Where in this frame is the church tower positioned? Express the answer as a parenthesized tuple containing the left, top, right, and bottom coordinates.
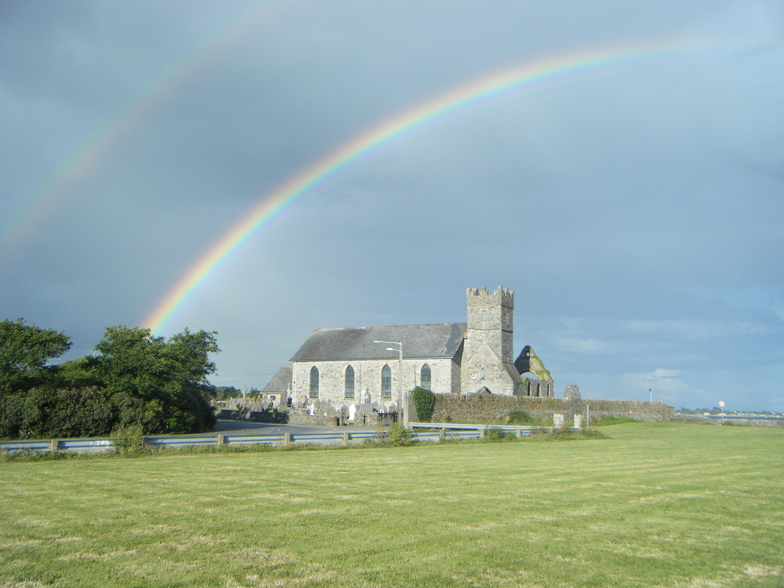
(461, 286, 521, 395)
(465, 286, 514, 363)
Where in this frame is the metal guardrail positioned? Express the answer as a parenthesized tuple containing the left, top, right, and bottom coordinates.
(0, 437, 115, 453)
(0, 423, 560, 454)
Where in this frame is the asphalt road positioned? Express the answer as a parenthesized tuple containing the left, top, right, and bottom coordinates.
(209, 419, 377, 437)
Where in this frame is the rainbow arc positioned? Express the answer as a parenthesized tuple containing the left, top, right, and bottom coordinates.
(142, 38, 719, 334)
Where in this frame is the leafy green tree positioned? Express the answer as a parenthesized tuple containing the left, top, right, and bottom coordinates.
(93, 326, 219, 434)
(57, 356, 102, 389)
(0, 323, 220, 439)
(167, 328, 218, 384)
(0, 387, 114, 439)
(0, 318, 71, 394)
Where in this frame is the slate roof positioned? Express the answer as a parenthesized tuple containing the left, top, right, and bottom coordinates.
(290, 323, 467, 363)
(261, 365, 292, 394)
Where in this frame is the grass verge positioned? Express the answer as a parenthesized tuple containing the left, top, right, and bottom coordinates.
(1, 422, 782, 587)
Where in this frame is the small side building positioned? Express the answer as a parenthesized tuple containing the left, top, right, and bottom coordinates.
(259, 365, 292, 408)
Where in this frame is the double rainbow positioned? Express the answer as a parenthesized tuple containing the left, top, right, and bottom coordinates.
(143, 39, 713, 334)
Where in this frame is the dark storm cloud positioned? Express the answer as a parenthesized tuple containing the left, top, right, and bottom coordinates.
(1, 1, 783, 409)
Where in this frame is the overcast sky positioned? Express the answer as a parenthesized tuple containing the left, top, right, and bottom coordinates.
(2, 1, 783, 411)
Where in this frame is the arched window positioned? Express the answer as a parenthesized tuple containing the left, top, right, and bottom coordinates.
(420, 364, 431, 391)
(381, 364, 392, 398)
(479, 368, 486, 379)
(344, 365, 355, 398)
(309, 366, 319, 398)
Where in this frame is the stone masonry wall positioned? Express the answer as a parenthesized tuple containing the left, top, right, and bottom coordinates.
(291, 357, 457, 418)
(427, 393, 674, 424)
(431, 394, 570, 423)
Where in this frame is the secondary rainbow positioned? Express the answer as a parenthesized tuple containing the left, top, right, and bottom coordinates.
(0, 1, 286, 272)
(143, 38, 716, 334)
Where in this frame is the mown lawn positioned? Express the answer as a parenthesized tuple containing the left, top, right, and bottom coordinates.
(1, 423, 782, 587)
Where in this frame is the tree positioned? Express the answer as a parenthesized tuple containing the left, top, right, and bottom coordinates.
(93, 326, 219, 434)
(57, 356, 102, 389)
(0, 386, 114, 440)
(0, 318, 71, 394)
(0, 323, 221, 439)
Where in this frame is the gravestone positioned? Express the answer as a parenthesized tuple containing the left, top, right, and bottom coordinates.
(360, 389, 372, 413)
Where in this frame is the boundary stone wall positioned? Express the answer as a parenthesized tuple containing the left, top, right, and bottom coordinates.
(431, 394, 570, 423)
(215, 409, 289, 424)
(214, 395, 676, 425)
(287, 410, 384, 427)
(427, 393, 674, 423)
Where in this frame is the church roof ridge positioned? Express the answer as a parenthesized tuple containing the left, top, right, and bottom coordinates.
(310, 322, 465, 332)
(291, 322, 466, 362)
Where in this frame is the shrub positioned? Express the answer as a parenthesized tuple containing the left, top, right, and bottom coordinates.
(0, 387, 115, 440)
(386, 422, 412, 446)
(508, 410, 533, 424)
(411, 387, 436, 422)
(0, 394, 23, 439)
(485, 427, 506, 441)
(48, 388, 114, 438)
(111, 423, 146, 455)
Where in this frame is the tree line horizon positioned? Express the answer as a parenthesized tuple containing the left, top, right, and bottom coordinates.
(0, 318, 232, 440)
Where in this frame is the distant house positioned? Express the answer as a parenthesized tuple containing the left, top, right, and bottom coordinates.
(259, 365, 292, 408)
(263, 286, 553, 420)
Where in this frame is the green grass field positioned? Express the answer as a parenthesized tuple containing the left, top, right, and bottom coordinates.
(1, 423, 782, 587)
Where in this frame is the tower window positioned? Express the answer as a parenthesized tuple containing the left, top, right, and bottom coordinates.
(381, 364, 392, 398)
(421, 364, 431, 391)
(481, 310, 487, 321)
(309, 366, 319, 398)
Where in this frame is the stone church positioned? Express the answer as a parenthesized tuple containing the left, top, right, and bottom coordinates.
(263, 286, 553, 420)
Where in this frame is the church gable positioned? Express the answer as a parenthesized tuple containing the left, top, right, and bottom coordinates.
(461, 339, 521, 395)
(463, 337, 500, 367)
